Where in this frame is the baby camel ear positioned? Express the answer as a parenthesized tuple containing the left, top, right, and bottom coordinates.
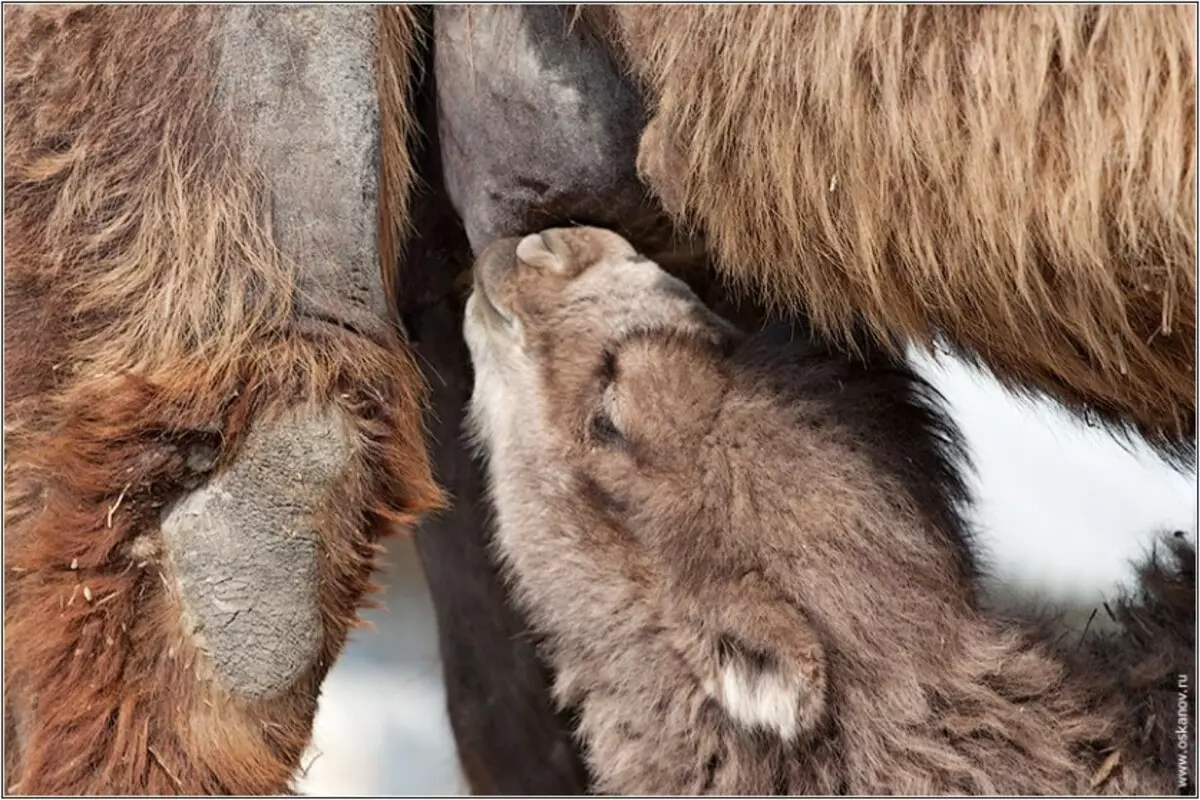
(669, 573, 829, 743)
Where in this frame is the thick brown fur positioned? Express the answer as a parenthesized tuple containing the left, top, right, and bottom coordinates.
(465, 226, 1196, 794)
(596, 5, 1196, 458)
(4, 6, 441, 793)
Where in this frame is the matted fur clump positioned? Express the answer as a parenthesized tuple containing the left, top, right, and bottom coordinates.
(4, 6, 440, 793)
(603, 5, 1196, 458)
(464, 226, 1195, 794)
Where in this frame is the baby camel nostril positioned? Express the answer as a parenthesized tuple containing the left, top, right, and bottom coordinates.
(517, 232, 562, 272)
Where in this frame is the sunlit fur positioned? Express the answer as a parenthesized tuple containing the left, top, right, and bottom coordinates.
(597, 5, 1196, 458)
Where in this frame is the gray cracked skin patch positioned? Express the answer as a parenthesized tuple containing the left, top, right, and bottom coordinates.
(161, 408, 354, 700)
(435, 5, 651, 253)
(218, 5, 386, 337)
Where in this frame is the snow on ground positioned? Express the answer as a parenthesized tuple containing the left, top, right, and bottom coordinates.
(911, 350, 1197, 623)
(300, 352, 1197, 795)
(294, 538, 465, 796)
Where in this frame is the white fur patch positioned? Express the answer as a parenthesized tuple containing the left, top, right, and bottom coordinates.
(717, 661, 804, 742)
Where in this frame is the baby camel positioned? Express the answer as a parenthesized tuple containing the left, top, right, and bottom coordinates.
(464, 226, 1194, 795)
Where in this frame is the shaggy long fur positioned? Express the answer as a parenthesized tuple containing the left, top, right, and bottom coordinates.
(4, 6, 441, 793)
(465, 226, 1196, 794)
(596, 5, 1197, 458)
(377, 5, 425, 315)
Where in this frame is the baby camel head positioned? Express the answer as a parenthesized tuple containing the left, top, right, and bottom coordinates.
(465, 226, 741, 496)
(465, 226, 976, 754)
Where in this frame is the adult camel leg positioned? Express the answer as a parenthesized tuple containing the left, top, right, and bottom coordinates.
(395, 33, 591, 791)
(4, 6, 439, 793)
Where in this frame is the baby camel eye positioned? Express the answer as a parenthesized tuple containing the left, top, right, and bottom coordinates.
(599, 348, 619, 384)
(589, 411, 627, 448)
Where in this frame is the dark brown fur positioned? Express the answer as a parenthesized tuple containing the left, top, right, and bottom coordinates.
(4, 6, 441, 793)
(465, 227, 1195, 794)
(595, 5, 1196, 460)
